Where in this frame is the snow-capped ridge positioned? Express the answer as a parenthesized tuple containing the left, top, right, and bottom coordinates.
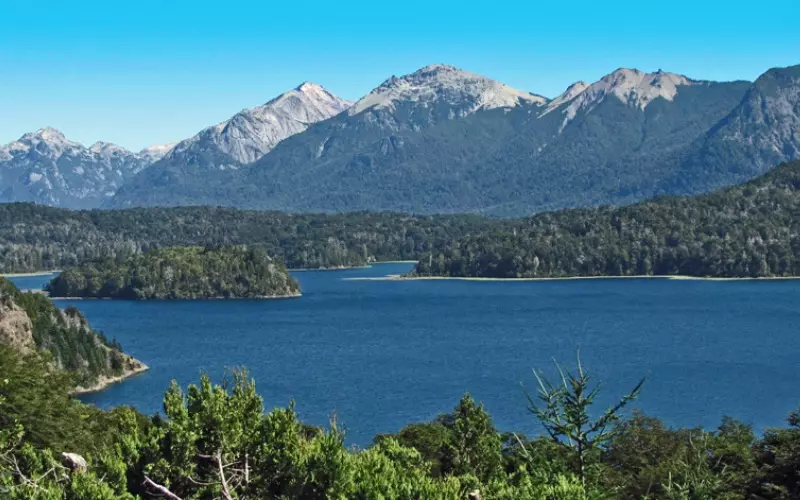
(348, 63, 548, 117)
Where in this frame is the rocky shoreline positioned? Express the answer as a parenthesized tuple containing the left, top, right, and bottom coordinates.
(72, 362, 150, 395)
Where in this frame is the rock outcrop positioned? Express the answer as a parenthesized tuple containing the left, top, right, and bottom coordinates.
(0, 277, 148, 390)
(0, 297, 35, 352)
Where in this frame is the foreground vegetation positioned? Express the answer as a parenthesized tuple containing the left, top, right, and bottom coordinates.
(1, 343, 799, 499)
(3, 161, 800, 280)
(46, 246, 300, 300)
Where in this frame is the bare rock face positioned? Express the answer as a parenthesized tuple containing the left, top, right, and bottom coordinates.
(542, 68, 697, 131)
(707, 65, 800, 170)
(107, 83, 352, 208)
(61, 452, 88, 473)
(0, 280, 149, 391)
(165, 82, 352, 165)
(0, 297, 35, 353)
(0, 127, 173, 208)
(349, 64, 546, 118)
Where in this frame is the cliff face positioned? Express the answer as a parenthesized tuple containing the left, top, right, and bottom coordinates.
(0, 296, 35, 352)
(0, 278, 147, 390)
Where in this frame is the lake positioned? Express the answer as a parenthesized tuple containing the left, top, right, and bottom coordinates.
(9, 263, 800, 445)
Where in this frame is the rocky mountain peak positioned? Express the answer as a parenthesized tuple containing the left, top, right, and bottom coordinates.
(138, 143, 176, 162)
(30, 126, 68, 141)
(0, 128, 169, 207)
(598, 68, 694, 108)
(349, 63, 547, 117)
(413, 63, 462, 75)
(260, 82, 351, 124)
(8, 127, 82, 159)
(696, 64, 800, 171)
(295, 81, 329, 94)
(541, 68, 696, 131)
(164, 83, 351, 165)
(89, 141, 131, 158)
(541, 81, 590, 116)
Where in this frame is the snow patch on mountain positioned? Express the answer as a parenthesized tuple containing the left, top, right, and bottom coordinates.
(349, 64, 548, 117)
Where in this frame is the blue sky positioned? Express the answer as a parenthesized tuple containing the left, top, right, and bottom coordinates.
(1, 0, 798, 150)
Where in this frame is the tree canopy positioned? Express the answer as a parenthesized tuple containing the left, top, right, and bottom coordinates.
(46, 246, 300, 300)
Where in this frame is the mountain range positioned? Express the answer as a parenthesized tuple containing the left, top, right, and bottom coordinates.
(3, 63, 799, 216)
(0, 128, 174, 208)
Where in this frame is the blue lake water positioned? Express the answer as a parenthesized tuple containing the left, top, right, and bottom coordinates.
(8, 264, 800, 445)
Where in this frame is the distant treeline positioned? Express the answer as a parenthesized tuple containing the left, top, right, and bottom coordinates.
(2, 160, 800, 279)
(0, 203, 488, 273)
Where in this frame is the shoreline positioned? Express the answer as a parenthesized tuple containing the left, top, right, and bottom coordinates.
(291, 265, 370, 272)
(345, 274, 800, 282)
(50, 291, 303, 301)
(290, 261, 418, 272)
(4, 261, 418, 277)
(71, 364, 150, 395)
(1, 270, 60, 278)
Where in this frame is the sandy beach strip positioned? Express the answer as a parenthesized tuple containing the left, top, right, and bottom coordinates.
(1, 270, 60, 277)
(344, 274, 800, 282)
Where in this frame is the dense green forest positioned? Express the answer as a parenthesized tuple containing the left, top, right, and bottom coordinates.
(0, 203, 489, 273)
(47, 246, 300, 300)
(0, 278, 143, 387)
(414, 160, 800, 278)
(2, 161, 800, 280)
(2, 345, 799, 499)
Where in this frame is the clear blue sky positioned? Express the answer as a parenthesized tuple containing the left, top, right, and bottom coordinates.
(1, 0, 798, 151)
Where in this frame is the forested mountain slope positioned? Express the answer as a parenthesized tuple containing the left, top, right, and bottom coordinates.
(661, 64, 800, 196)
(3, 161, 800, 279)
(415, 160, 800, 278)
(109, 64, 778, 216)
(7, 64, 798, 216)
